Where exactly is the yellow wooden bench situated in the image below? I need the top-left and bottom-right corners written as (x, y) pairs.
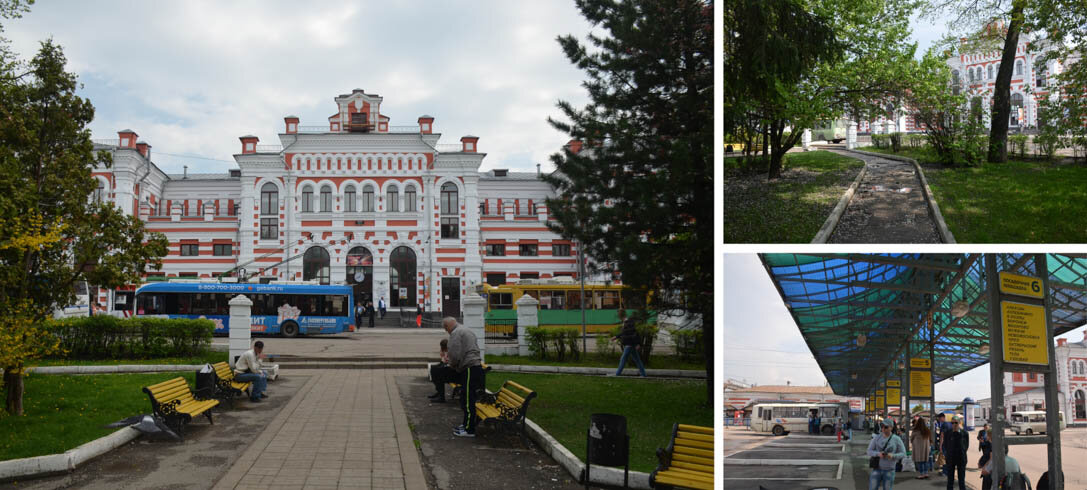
top-left (650, 423), bottom-right (714, 490)
top-left (475, 379), bottom-right (536, 435)
top-left (448, 363), bottom-right (491, 401)
top-left (142, 377), bottom-right (219, 438)
top-left (212, 361), bottom-right (252, 407)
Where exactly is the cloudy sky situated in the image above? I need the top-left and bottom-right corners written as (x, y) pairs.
top-left (723, 254), bottom-right (1087, 403)
top-left (4, 1), bottom-right (595, 175)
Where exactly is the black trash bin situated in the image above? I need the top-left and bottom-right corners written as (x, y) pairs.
top-left (585, 413), bottom-right (629, 489)
top-left (195, 367), bottom-right (216, 400)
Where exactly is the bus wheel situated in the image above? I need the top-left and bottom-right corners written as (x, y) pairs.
top-left (282, 322), bottom-right (299, 338)
top-left (821, 425), bottom-right (834, 436)
top-left (772, 425), bottom-right (785, 436)
top-left (1025, 428), bottom-right (1033, 435)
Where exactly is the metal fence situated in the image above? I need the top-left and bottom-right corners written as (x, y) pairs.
top-left (434, 144), bottom-right (463, 152)
top-left (484, 318), bottom-right (517, 344)
top-left (255, 145), bottom-right (282, 152)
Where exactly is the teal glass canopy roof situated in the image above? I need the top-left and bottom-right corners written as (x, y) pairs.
top-left (758, 254), bottom-right (1087, 396)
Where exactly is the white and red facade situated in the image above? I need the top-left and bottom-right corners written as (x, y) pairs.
top-left (980, 331), bottom-right (1087, 426)
top-left (89, 89), bottom-right (584, 317)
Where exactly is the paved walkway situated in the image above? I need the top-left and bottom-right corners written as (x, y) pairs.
top-left (212, 368), bottom-right (425, 490)
top-left (826, 149), bottom-right (943, 243)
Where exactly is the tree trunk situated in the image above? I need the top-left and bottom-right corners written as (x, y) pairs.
top-left (3, 369), bottom-right (24, 416)
top-left (767, 121), bottom-right (785, 179)
top-left (987, 2), bottom-right (1024, 163)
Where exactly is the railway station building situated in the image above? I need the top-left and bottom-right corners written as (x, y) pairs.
top-left (87, 89), bottom-right (584, 316)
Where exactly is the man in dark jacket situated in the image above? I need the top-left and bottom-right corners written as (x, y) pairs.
top-left (611, 309), bottom-right (646, 377)
top-left (366, 301), bottom-right (376, 328)
top-left (943, 418), bottom-right (970, 490)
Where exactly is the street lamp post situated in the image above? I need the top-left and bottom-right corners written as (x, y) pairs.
top-left (577, 239), bottom-right (586, 355)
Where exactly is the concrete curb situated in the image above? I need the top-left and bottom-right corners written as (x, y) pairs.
top-left (523, 418), bottom-right (654, 489)
top-left (812, 158), bottom-right (869, 243)
top-left (0, 427), bottom-right (140, 483)
top-left (840, 149), bottom-right (957, 244)
top-left (20, 364), bottom-right (204, 375)
top-left (486, 364), bottom-right (706, 378)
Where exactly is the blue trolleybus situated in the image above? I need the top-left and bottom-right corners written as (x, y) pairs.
top-left (135, 282), bottom-right (355, 336)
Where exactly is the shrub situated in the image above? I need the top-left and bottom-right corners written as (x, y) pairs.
top-left (1008, 133), bottom-right (1029, 159)
top-left (45, 316), bottom-right (214, 359)
top-left (526, 327), bottom-right (583, 361)
top-left (526, 326), bottom-right (549, 359)
top-left (889, 132), bottom-right (903, 152)
top-left (671, 328), bottom-right (704, 361)
top-left (871, 134), bottom-right (887, 149)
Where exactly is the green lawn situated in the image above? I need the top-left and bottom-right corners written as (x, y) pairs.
top-left (28, 350), bottom-right (227, 367)
top-left (486, 372), bottom-right (711, 473)
top-left (724, 150), bottom-right (864, 242)
top-left (485, 353), bottom-right (705, 371)
top-left (0, 372), bottom-right (196, 461)
top-left (860, 146), bottom-right (1087, 242)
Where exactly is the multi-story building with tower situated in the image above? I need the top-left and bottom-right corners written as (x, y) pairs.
top-left (89, 89), bottom-right (583, 318)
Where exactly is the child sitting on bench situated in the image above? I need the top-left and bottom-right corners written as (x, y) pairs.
top-left (428, 339), bottom-right (456, 403)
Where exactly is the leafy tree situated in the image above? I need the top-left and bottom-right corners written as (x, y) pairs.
top-left (912, 403), bottom-right (925, 414)
top-left (0, 37), bottom-right (169, 415)
top-left (545, 0), bottom-right (712, 402)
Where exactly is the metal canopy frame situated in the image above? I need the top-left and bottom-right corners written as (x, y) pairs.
top-left (759, 253), bottom-right (1087, 396)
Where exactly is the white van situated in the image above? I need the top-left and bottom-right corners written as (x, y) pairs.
top-left (1009, 410), bottom-right (1066, 435)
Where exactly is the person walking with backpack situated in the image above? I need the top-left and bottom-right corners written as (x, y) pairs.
top-left (981, 445), bottom-right (1028, 490)
top-left (944, 417), bottom-right (970, 490)
top-left (867, 420), bottom-right (905, 490)
top-left (611, 309), bottom-right (646, 377)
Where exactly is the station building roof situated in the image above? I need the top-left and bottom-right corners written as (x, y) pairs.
top-left (759, 254), bottom-right (1087, 397)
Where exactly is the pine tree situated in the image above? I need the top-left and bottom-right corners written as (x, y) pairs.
top-left (543, 0), bottom-right (712, 402)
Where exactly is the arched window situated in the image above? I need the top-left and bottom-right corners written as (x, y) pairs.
top-left (1010, 93), bottom-right (1024, 127)
top-left (346, 246), bottom-right (373, 304)
top-left (389, 246), bottom-right (417, 307)
top-left (404, 185), bottom-right (416, 212)
top-left (94, 180), bottom-right (105, 203)
top-left (1075, 390), bottom-right (1086, 420)
top-left (302, 186), bottom-right (314, 213)
top-left (362, 185), bottom-right (375, 212)
top-left (968, 69), bottom-right (974, 83)
top-left (344, 185), bottom-right (356, 212)
top-left (386, 185), bottom-right (399, 212)
top-left (977, 67), bottom-right (983, 81)
top-left (302, 247), bottom-right (330, 285)
top-left (987, 65), bottom-right (993, 80)
top-left (440, 182), bottom-right (459, 239)
top-left (1016, 60), bottom-right (1023, 76)
top-left (320, 185), bottom-right (333, 212)
top-left (260, 182), bottom-right (278, 215)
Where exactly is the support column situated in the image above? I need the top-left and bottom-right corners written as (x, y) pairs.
top-left (985, 254), bottom-right (1006, 481)
top-left (228, 295), bottom-right (253, 368)
top-left (1037, 254), bottom-right (1064, 490)
top-left (516, 294), bottom-right (539, 357)
top-left (462, 293), bottom-right (486, 363)
top-left (847, 122), bottom-right (858, 149)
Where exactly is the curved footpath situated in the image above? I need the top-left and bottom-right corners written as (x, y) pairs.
top-left (822, 149), bottom-right (951, 244)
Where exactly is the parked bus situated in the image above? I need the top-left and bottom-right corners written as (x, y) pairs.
top-left (479, 280), bottom-right (650, 334)
top-left (135, 281), bottom-right (354, 336)
top-left (748, 402), bottom-right (850, 436)
top-left (1009, 410), bottom-right (1066, 435)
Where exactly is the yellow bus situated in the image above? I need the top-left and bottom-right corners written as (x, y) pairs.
top-left (480, 280), bottom-right (649, 335)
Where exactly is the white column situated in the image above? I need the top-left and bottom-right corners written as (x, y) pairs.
top-left (802, 129), bottom-right (811, 150)
top-left (516, 294), bottom-right (539, 357)
top-left (462, 293), bottom-right (486, 363)
top-left (847, 122), bottom-right (858, 149)
top-left (228, 294), bottom-right (253, 368)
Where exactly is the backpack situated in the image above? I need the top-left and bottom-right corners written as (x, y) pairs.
top-left (1000, 471), bottom-right (1032, 490)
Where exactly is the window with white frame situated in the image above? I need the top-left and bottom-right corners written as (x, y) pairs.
top-left (320, 185), bottom-right (333, 212)
top-left (988, 65), bottom-right (993, 80)
top-left (94, 180), bottom-right (105, 203)
top-left (386, 185), bottom-right (399, 212)
top-left (302, 186), bottom-right (314, 213)
top-left (261, 182), bottom-right (278, 215)
top-left (344, 185), bottom-right (356, 212)
top-left (362, 185), bottom-right (375, 212)
top-left (404, 186), bottom-right (416, 212)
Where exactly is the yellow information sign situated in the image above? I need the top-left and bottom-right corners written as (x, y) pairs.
top-left (999, 272), bottom-right (1044, 299)
top-left (910, 358), bottom-right (931, 369)
top-left (1001, 301), bottom-right (1049, 365)
top-left (876, 396), bottom-right (884, 409)
top-left (886, 380), bottom-right (901, 387)
top-left (910, 370), bottom-right (932, 398)
top-left (886, 388), bottom-right (901, 406)
top-left (876, 389), bottom-right (884, 396)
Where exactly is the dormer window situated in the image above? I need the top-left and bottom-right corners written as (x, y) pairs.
top-left (348, 112), bottom-right (372, 132)
top-left (120, 137), bottom-right (130, 147)
top-left (245, 142), bottom-right (254, 152)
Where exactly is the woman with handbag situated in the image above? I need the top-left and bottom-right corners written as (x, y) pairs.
top-left (910, 418), bottom-right (933, 479)
top-left (867, 420), bottom-right (905, 490)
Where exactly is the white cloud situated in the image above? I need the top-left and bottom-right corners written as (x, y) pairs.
top-left (4, 0), bottom-right (595, 174)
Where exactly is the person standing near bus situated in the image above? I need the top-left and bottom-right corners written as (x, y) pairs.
top-left (444, 317), bottom-right (484, 437)
top-left (234, 340), bottom-right (268, 402)
top-left (366, 301), bottom-right (375, 328)
top-left (355, 302), bottom-right (364, 330)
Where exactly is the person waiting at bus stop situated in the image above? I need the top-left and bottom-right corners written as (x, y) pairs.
top-left (867, 420), bottom-right (905, 490)
top-left (944, 417), bottom-right (970, 490)
top-left (234, 340), bottom-right (268, 402)
top-left (444, 317), bottom-right (485, 437)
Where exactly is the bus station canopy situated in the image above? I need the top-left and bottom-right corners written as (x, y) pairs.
top-left (759, 254), bottom-right (1087, 397)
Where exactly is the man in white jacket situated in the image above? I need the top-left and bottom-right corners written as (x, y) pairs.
top-left (234, 341), bottom-right (268, 402)
top-left (867, 420), bottom-right (906, 490)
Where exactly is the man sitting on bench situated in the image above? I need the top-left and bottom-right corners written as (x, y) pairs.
top-left (444, 317), bottom-right (484, 438)
top-left (234, 340), bottom-right (269, 403)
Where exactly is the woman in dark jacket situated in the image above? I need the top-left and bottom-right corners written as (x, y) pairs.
top-left (612, 309), bottom-right (647, 377)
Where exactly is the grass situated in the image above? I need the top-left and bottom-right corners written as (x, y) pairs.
top-left (0, 372), bottom-right (196, 461)
top-left (27, 350), bottom-right (227, 367)
top-left (485, 353), bottom-right (705, 371)
top-left (724, 150), bottom-right (865, 242)
top-left (485, 372), bottom-right (711, 473)
top-left (860, 146), bottom-right (1087, 242)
